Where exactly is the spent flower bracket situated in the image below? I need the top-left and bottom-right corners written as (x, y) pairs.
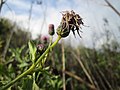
top-left (57, 10), bottom-right (84, 38)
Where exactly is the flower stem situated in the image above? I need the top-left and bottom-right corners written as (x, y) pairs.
top-left (1, 36), bottom-right (61, 90)
top-left (1, 64), bottom-right (35, 90)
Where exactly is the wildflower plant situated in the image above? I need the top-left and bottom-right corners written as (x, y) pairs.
top-left (0, 10), bottom-right (84, 90)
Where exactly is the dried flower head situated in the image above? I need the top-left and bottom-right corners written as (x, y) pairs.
top-left (57, 10), bottom-right (84, 38)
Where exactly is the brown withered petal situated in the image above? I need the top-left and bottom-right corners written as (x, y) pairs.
top-left (57, 10), bottom-right (84, 38)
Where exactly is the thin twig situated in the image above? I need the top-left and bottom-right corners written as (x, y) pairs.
top-left (64, 71), bottom-right (97, 90)
top-left (84, 50), bottom-right (101, 90)
top-left (28, 1), bottom-right (34, 32)
top-left (61, 40), bottom-right (66, 90)
top-left (0, 0), bottom-right (5, 13)
top-left (95, 64), bottom-right (113, 90)
top-left (104, 0), bottom-right (120, 17)
top-left (2, 23), bottom-right (16, 61)
top-left (88, 58), bottom-right (107, 90)
top-left (71, 51), bottom-right (95, 87)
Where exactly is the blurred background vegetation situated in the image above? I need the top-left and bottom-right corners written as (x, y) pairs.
top-left (0, 0), bottom-right (120, 90)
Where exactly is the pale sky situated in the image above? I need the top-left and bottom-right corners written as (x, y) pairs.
top-left (1, 0), bottom-right (120, 48)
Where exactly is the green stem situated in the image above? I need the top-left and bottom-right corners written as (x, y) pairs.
top-left (1, 36), bottom-right (61, 90)
top-left (1, 64), bottom-right (35, 90)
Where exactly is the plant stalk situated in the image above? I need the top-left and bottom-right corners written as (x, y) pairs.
top-left (1, 36), bottom-right (61, 90)
top-left (1, 64), bottom-right (35, 90)
top-left (61, 40), bottom-right (66, 90)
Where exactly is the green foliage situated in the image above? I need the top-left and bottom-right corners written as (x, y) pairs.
top-left (22, 76), bottom-right (33, 90)
top-left (0, 17), bottom-right (31, 54)
top-left (28, 41), bottom-right (37, 63)
top-left (35, 68), bottom-right (62, 90)
top-left (0, 18), bottom-right (11, 53)
top-left (0, 17), bottom-right (120, 90)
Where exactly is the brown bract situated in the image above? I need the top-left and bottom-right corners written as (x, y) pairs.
top-left (57, 10), bottom-right (84, 38)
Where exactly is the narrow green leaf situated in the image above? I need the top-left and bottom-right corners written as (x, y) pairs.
top-left (22, 76), bottom-right (33, 90)
top-left (28, 41), bottom-right (37, 63)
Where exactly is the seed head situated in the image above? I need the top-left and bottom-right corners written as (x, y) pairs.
top-left (57, 10), bottom-right (84, 38)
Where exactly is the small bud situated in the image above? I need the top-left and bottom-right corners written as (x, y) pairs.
top-left (48, 24), bottom-right (55, 36)
top-left (41, 36), bottom-right (49, 44)
top-left (37, 44), bottom-right (45, 54)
